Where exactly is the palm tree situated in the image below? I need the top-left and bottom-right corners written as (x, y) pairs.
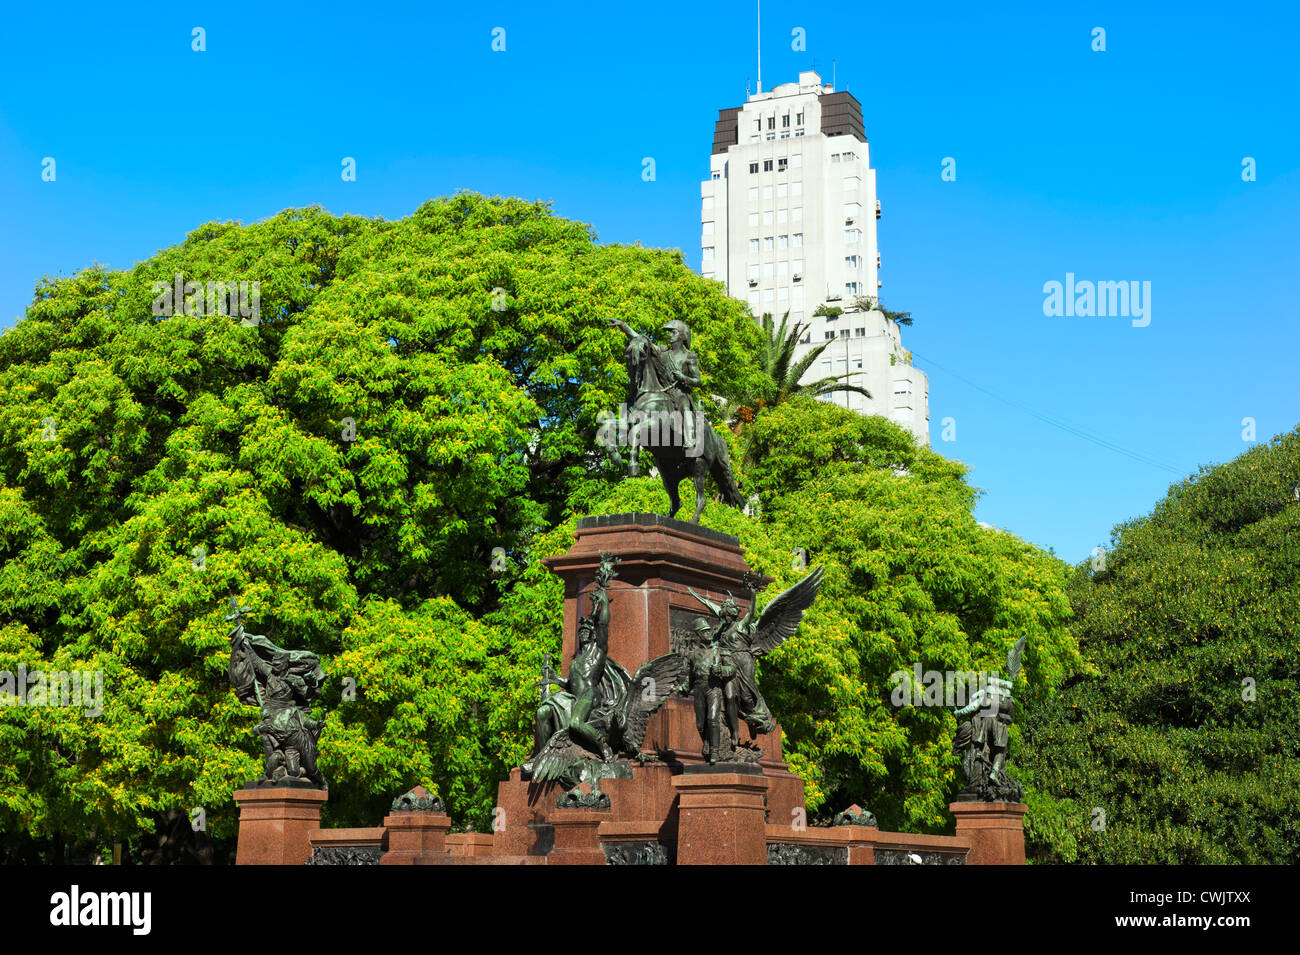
top-left (727, 311), bottom-right (872, 430)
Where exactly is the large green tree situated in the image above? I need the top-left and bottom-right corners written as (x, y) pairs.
top-left (0, 195), bottom-right (1079, 861)
top-left (1020, 429), bottom-right (1300, 863)
top-left (0, 194), bottom-right (766, 857)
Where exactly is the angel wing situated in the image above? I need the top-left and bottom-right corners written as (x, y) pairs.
top-left (687, 587), bottom-right (723, 617)
top-left (616, 652), bottom-right (687, 754)
top-left (747, 565), bottom-right (825, 658)
top-left (1005, 636), bottom-right (1027, 683)
top-left (530, 729), bottom-right (590, 783)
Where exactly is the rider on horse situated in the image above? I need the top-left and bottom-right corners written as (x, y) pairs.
top-left (606, 317), bottom-right (702, 449)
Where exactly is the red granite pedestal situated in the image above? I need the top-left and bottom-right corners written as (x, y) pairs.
top-left (673, 769), bottom-right (770, 866)
top-left (548, 807), bottom-right (614, 865)
top-left (491, 515), bottom-right (810, 864)
top-left (233, 787), bottom-right (328, 866)
top-left (950, 801), bottom-right (1028, 865)
top-left (380, 811), bottom-right (453, 865)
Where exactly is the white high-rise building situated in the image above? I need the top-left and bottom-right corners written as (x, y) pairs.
top-left (700, 71), bottom-right (929, 444)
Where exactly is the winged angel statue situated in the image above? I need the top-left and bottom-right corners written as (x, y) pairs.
top-left (526, 556), bottom-right (825, 785)
top-left (686, 566), bottom-right (825, 763)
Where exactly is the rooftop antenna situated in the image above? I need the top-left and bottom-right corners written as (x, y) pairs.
top-left (756, 0), bottom-right (762, 94)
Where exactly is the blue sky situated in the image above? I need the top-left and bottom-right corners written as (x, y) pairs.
top-left (1, 2), bottom-right (1296, 561)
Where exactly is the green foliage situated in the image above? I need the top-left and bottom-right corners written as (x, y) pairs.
top-left (0, 194), bottom-right (764, 855)
top-left (732, 399), bottom-right (1078, 827)
top-left (0, 194), bottom-right (1081, 859)
top-left (851, 295), bottom-right (913, 326)
top-left (725, 312), bottom-right (872, 428)
top-left (1020, 429), bottom-right (1300, 863)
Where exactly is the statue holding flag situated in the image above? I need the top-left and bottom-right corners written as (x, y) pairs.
top-left (226, 597), bottom-right (328, 789)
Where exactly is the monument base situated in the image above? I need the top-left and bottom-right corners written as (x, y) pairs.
top-left (673, 770), bottom-right (770, 865)
top-left (233, 786), bottom-right (328, 865)
top-left (380, 811), bottom-right (453, 865)
top-left (950, 801), bottom-right (1028, 865)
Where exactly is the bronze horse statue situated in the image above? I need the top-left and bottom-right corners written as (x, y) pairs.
top-left (605, 318), bottom-right (745, 523)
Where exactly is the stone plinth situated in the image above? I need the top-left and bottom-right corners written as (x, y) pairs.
top-left (446, 832), bottom-right (496, 857)
top-left (233, 786), bottom-right (328, 866)
top-left (547, 808), bottom-right (613, 865)
top-left (950, 801), bottom-right (1027, 865)
top-left (492, 761), bottom-right (681, 858)
top-left (543, 514), bottom-right (767, 673)
top-left (380, 811), bottom-right (452, 865)
top-left (537, 514), bottom-right (800, 817)
top-left (672, 768), bottom-right (770, 866)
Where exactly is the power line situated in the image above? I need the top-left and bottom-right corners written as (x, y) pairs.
top-left (911, 349), bottom-right (1187, 477)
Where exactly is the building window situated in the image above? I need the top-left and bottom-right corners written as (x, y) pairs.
top-left (763, 236), bottom-right (774, 251)
top-left (763, 159), bottom-right (774, 171)
top-left (763, 289), bottom-right (775, 303)
top-left (762, 211), bottom-right (773, 226)
top-left (792, 181), bottom-right (803, 197)
top-left (846, 282), bottom-right (861, 295)
top-left (749, 238), bottom-right (760, 252)
top-left (711, 170), bottom-right (721, 180)
top-left (845, 255), bottom-right (860, 268)
top-left (766, 132), bottom-right (776, 140)
top-left (832, 154), bottom-right (842, 163)
top-left (778, 234), bottom-right (789, 249)
top-left (748, 264), bottom-right (760, 280)
top-left (855, 358), bottom-right (863, 368)
top-left (782, 114), bottom-right (790, 128)
top-left (855, 327), bottom-right (866, 337)
top-left (702, 221), bottom-right (714, 235)
top-left (799, 333), bottom-right (811, 344)
top-left (749, 135), bottom-right (760, 143)
top-left (843, 176), bottom-right (861, 190)
top-left (763, 262), bottom-right (774, 279)
top-left (791, 154), bottom-right (802, 168)
top-left (894, 379), bottom-right (912, 395)
top-left (792, 233), bottom-right (804, 248)
top-left (778, 260), bottom-right (788, 278)
top-left (840, 329), bottom-right (850, 338)
top-left (777, 183), bottom-right (788, 198)
top-left (844, 202), bottom-right (861, 218)
top-left (844, 229), bottom-right (861, 243)
top-left (778, 157), bottom-right (788, 171)
top-left (748, 212), bottom-right (759, 227)
top-left (824, 332), bottom-right (835, 341)
top-left (796, 111), bottom-right (804, 125)
top-left (702, 196), bottom-right (714, 211)
top-left (767, 116), bottom-right (775, 129)
top-left (793, 258), bottom-right (804, 273)
top-left (778, 287), bottom-right (789, 302)
top-left (792, 207), bottom-right (803, 224)
top-left (749, 162), bottom-right (759, 174)
top-left (776, 209), bottom-right (787, 225)
top-left (748, 186), bottom-right (758, 201)
top-left (780, 130), bottom-right (790, 139)
top-left (702, 247), bottom-right (715, 261)
top-left (763, 185), bottom-right (773, 200)
top-left (795, 129), bottom-right (805, 136)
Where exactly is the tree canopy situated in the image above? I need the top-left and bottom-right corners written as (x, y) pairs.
top-left (0, 194), bottom-right (1080, 860)
top-left (1020, 429), bottom-right (1300, 863)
